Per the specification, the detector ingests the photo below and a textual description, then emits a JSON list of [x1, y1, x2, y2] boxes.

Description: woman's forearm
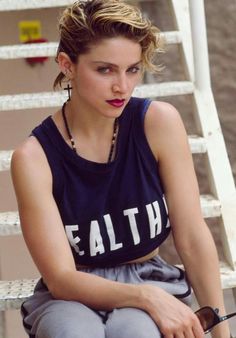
[[177, 223, 231, 338], [182, 233, 222, 307], [48, 269, 142, 310]]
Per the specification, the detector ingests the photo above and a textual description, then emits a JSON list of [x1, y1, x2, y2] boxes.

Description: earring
[[63, 70, 72, 101], [64, 83, 72, 101]]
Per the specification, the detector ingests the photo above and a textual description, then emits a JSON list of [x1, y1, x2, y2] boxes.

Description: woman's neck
[[61, 99, 119, 163], [66, 99, 115, 139]]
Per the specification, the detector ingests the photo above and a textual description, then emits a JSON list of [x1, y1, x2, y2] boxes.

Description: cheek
[[74, 76, 111, 101], [128, 76, 141, 89], [77, 73, 110, 91], [135, 72, 143, 83]]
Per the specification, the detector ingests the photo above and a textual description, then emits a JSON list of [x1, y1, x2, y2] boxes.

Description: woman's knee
[[34, 300, 105, 338], [105, 308, 161, 338]]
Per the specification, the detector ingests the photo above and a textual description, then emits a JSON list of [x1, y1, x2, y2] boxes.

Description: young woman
[[11, 1, 230, 337]]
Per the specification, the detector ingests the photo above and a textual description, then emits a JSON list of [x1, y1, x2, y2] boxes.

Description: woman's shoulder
[[146, 100, 182, 127], [12, 136, 44, 163], [144, 100, 188, 160], [11, 136, 51, 181], [130, 98, 182, 131], [11, 108, 60, 169]]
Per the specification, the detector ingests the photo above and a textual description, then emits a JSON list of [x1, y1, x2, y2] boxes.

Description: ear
[[57, 52, 75, 79]]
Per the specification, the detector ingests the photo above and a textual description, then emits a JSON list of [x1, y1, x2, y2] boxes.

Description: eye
[[97, 67, 112, 74], [127, 66, 141, 74]]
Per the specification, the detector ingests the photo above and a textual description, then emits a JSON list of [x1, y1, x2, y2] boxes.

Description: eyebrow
[[92, 61, 142, 68]]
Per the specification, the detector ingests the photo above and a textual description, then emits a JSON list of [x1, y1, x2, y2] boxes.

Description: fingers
[[161, 313, 205, 338], [141, 285, 204, 338], [192, 316, 205, 338]]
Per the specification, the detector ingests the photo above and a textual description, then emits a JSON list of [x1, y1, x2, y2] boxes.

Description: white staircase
[[0, 1, 236, 337]]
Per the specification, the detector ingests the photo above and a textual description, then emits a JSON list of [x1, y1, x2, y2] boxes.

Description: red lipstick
[[106, 99, 125, 108]]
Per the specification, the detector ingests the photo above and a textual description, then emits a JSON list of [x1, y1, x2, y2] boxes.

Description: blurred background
[[0, 0, 235, 337]]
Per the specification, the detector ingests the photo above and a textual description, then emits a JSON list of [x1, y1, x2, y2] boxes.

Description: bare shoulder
[[145, 100, 184, 131], [11, 136, 48, 171], [144, 100, 188, 160], [11, 137, 52, 200]]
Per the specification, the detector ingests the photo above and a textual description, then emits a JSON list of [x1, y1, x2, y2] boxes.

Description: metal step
[[0, 82, 194, 112], [199, 194, 221, 218], [0, 42, 58, 60], [0, 212, 21, 236], [4, 0, 157, 11], [0, 31, 181, 60], [189, 135, 207, 154], [0, 150, 13, 172], [0, 0, 75, 11], [161, 31, 182, 45], [0, 195, 221, 236], [0, 278, 38, 311], [220, 261, 236, 290]]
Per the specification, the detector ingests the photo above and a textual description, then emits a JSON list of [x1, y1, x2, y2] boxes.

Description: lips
[[106, 99, 125, 108]]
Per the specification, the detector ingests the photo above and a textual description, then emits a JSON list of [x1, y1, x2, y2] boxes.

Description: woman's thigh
[[105, 307, 161, 338], [34, 300, 105, 338]]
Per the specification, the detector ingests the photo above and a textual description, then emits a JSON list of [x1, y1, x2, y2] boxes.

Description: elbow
[[174, 227, 217, 263], [47, 281, 73, 301], [45, 279, 63, 299], [44, 272, 75, 301], [48, 283, 64, 300]]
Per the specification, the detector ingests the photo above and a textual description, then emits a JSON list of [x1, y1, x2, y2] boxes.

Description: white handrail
[[188, 0, 211, 90]]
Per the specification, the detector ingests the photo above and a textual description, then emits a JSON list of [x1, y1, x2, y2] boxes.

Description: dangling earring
[[63, 70, 72, 101], [64, 83, 72, 101]]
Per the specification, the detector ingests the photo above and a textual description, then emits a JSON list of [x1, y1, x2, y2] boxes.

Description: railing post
[[188, 0, 211, 91]]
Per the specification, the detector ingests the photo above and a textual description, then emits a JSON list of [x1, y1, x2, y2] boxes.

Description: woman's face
[[71, 36, 143, 119]]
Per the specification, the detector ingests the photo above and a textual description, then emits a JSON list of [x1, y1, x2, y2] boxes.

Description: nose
[[112, 74, 128, 94]]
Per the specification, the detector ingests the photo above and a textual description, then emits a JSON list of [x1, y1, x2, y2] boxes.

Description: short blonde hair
[[54, 0, 163, 88]]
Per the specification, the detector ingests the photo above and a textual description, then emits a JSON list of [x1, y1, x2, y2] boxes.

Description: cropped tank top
[[32, 97, 171, 267]]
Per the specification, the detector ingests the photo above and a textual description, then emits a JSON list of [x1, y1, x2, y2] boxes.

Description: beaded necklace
[[61, 102, 118, 163]]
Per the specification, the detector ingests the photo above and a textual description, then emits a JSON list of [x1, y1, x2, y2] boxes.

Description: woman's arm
[[145, 100, 230, 338]]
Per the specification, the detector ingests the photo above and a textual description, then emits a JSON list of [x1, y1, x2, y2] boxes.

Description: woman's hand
[[137, 284, 204, 338]]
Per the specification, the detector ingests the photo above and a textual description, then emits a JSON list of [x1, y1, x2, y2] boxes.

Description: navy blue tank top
[[32, 97, 171, 267]]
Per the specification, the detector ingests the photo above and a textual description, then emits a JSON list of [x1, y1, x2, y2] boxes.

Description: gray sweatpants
[[21, 256, 192, 338]]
